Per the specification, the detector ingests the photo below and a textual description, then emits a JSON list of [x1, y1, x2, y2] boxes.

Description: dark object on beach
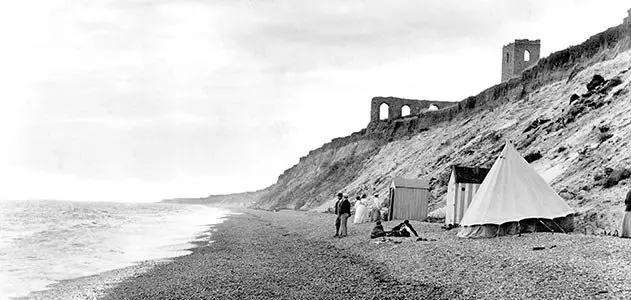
[[532, 246, 546, 251], [569, 94, 580, 103], [370, 222, 387, 239], [441, 223, 458, 230], [416, 237, 436, 242], [371, 220, 419, 239], [586, 74, 605, 91], [387, 229, 410, 237], [387, 220, 419, 237], [550, 245, 557, 249]]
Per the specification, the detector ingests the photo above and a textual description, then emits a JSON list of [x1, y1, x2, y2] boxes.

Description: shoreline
[[12, 205, 234, 300], [13, 260, 166, 300]]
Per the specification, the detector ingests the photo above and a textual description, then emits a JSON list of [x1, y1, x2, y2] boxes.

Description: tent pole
[[551, 219, 567, 234], [537, 219, 555, 233]]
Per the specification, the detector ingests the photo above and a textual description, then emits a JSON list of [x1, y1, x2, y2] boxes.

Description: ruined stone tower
[[501, 39, 540, 82]]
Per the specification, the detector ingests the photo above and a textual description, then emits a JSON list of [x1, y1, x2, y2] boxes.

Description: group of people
[[333, 192, 390, 238], [353, 193, 387, 224]]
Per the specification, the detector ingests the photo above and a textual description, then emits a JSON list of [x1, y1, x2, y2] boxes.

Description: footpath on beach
[[100, 208, 631, 300]]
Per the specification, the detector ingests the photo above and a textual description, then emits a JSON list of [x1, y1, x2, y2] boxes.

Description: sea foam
[[0, 200, 229, 299]]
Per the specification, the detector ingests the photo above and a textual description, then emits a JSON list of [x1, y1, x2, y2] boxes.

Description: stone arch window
[[524, 49, 531, 62], [428, 104, 439, 111], [379, 103, 389, 120], [401, 105, 411, 117], [506, 52, 510, 63]]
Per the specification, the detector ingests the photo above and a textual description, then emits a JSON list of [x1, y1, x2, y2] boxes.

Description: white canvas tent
[[458, 141, 575, 238]]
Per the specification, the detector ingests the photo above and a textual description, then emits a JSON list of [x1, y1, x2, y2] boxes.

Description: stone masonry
[[370, 97, 455, 123], [501, 39, 541, 82]]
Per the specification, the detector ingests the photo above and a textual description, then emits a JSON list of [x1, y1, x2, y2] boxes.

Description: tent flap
[[457, 214, 574, 238]]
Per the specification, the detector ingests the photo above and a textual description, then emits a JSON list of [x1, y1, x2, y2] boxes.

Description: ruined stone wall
[[369, 97, 456, 123], [502, 39, 541, 82], [366, 23, 630, 138], [501, 43, 515, 83]]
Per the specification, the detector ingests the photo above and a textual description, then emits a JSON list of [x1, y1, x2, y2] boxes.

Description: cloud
[[211, 0, 542, 75], [60, 112, 214, 129]]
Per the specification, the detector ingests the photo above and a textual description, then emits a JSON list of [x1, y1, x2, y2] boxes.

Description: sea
[[0, 200, 230, 299]]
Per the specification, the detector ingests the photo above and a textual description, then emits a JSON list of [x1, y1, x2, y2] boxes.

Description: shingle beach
[[22, 207, 631, 300], [96, 208, 631, 300]]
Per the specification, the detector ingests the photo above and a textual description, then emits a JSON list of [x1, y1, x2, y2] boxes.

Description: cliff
[[192, 18, 631, 231], [163, 190, 264, 208]]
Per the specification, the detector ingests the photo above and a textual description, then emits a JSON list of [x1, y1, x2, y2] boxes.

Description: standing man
[[339, 194, 351, 237], [622, 189, 631, 238], [333, 193, 343, 237]]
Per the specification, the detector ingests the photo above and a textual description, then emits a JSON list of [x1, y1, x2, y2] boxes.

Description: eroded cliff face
[[250, 23, 631, 231]]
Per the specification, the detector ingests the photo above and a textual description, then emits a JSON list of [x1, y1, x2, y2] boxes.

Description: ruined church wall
[[370, 97, 456, 123]]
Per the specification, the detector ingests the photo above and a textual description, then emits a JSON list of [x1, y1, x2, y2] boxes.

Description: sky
[[0, 0, 629, 202]]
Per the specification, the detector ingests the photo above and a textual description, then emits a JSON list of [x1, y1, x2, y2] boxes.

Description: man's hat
[[337, 192, 343, 197]]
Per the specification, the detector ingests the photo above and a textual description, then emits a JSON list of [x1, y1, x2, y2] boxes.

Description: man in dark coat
[[333, 193, 343, 237], [338, 194, 351, 237]]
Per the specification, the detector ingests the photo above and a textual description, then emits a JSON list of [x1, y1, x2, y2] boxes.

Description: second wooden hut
[[388, 178, 430, 221]]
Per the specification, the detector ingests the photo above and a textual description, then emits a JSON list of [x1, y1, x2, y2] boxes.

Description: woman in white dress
[[354, 195, 371, 223], [369, 194, 382, 222]]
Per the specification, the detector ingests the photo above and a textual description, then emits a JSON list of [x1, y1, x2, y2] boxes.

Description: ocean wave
[[0, 201, 230, 299]]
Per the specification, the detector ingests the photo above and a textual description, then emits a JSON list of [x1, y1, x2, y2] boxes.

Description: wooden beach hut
[[445, 165, 490, 225], [388, 178, 430, 221]]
